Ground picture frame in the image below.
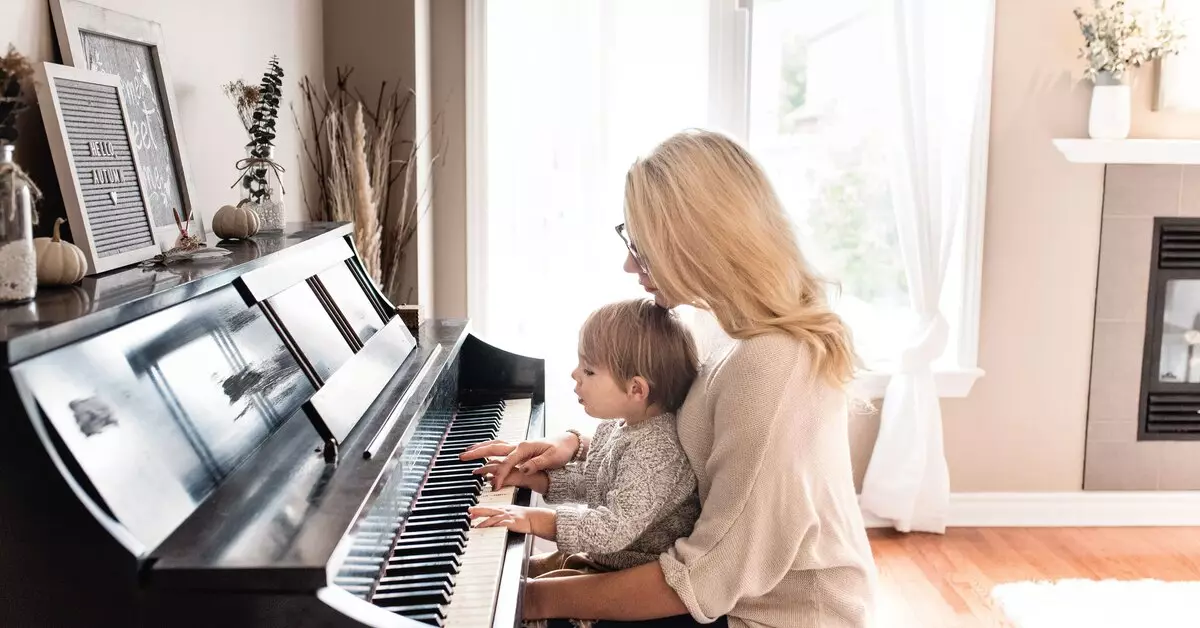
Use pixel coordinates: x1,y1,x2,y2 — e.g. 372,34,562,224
49,0,205,246
34,63,162,274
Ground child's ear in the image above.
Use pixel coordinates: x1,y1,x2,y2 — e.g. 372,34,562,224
628,376,650,402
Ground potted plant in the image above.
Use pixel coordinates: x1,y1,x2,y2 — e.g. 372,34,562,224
1073,0,1184,139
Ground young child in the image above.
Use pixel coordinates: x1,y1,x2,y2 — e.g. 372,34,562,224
468,298,701,577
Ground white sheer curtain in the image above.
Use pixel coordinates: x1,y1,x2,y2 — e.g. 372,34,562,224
858,0,995,533
481,1,713,436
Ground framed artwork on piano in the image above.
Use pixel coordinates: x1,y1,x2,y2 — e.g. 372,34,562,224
34,63,163,275
49,0,205,246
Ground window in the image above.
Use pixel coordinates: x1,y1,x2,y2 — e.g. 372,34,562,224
470,0,986,433
744,0,913,370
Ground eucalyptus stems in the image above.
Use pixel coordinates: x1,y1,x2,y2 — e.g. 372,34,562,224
0,45,33,145
242,56,284,203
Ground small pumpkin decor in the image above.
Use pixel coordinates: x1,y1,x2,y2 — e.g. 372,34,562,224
34,218,87,286
211,200,261,240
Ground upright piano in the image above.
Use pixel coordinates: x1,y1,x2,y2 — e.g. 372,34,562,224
0,222,544,627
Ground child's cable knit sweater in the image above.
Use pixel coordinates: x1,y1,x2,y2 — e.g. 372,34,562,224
544,414,699,571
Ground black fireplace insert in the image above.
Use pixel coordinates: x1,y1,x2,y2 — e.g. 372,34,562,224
1139,217,1200,440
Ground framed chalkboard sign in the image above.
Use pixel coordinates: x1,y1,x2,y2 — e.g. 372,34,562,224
34,63,161,274
50,0,204,246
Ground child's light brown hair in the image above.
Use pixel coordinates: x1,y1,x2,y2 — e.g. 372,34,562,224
578,299,699,413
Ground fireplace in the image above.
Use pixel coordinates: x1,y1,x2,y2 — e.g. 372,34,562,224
1139,218,1200,440
1084,165,1200,491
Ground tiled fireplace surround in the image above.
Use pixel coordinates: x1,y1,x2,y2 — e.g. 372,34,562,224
1085,164,1200,490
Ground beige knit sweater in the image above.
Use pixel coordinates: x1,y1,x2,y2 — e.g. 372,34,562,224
658,333,877,628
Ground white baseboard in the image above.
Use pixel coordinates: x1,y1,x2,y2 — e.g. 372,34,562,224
861,491,1200,528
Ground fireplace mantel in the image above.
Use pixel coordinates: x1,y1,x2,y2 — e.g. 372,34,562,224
1054,138,1200,165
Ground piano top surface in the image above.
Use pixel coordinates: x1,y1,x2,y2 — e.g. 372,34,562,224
0,222,351,365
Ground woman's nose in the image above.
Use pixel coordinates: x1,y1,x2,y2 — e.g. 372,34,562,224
623,252,640,275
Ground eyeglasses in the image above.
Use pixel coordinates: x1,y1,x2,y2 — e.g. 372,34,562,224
615,223,650,276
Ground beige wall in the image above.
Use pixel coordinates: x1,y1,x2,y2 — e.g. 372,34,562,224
0,0,323,237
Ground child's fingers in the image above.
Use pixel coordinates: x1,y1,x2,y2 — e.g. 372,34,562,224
463,439,503,454
472,462,501,476
459,441,516,461
468,506,503,518
474,514,515,529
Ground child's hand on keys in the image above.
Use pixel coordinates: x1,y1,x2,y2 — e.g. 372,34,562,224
468,505,556,540
475,465,549,494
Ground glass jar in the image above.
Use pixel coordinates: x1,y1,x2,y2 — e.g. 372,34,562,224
241,144,285,232
0,145,36,305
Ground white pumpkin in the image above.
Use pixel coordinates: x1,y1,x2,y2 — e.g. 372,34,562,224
34,218,87,286
212,202,261,240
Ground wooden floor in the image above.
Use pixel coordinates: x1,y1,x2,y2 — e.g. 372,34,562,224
870,527,1200,627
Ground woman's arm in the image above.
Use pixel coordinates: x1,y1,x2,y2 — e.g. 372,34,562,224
524,562,688,621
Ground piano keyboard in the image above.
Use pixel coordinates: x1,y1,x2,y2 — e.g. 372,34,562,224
342,397,532,627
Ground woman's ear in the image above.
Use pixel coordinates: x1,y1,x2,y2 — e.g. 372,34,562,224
628,376,651,403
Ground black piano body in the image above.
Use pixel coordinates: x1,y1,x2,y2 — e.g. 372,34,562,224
0,222,544,627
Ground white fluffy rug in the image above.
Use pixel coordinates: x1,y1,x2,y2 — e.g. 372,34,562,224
991,579,1200,627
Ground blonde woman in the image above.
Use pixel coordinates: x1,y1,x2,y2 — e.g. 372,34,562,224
462,129,877,627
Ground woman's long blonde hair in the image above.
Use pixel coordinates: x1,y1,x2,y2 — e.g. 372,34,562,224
624,129,858,386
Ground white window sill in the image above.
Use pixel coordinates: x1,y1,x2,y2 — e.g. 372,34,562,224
851,366,985,400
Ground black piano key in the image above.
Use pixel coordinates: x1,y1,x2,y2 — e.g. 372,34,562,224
417,484,481,499
397,528,468,542
410,504,473,518
405,514,471,528
392,541,466,555
380,603,446,620
373,580,453,597
400,519,470,534
388,552,461,568
378,572,456,588
372,589,451,606
411,499,475,512
384,559,459,577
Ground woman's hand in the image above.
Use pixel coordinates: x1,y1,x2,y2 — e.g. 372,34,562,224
459,432,583,490
468,505,557,540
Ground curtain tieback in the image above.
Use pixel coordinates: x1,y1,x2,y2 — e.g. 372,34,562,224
897,312,950,373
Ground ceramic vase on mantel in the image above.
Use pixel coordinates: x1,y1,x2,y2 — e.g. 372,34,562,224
1088,71,1132,140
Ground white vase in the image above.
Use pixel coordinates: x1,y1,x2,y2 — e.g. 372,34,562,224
1088,71,1131,140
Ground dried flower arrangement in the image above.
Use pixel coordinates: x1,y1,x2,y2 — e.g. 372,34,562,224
0,45,34,145
240,56,284,204
0,45,40,212
1074,0,1184,82
294,67,442,303
222,78,261,135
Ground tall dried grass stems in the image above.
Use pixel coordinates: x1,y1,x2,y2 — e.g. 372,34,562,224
295,67,443,303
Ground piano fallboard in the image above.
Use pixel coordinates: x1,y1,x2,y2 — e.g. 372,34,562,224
0,223,545,627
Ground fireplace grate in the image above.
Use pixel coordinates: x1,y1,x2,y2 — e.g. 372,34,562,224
1146,393,1200,434
1158,224,1200,268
